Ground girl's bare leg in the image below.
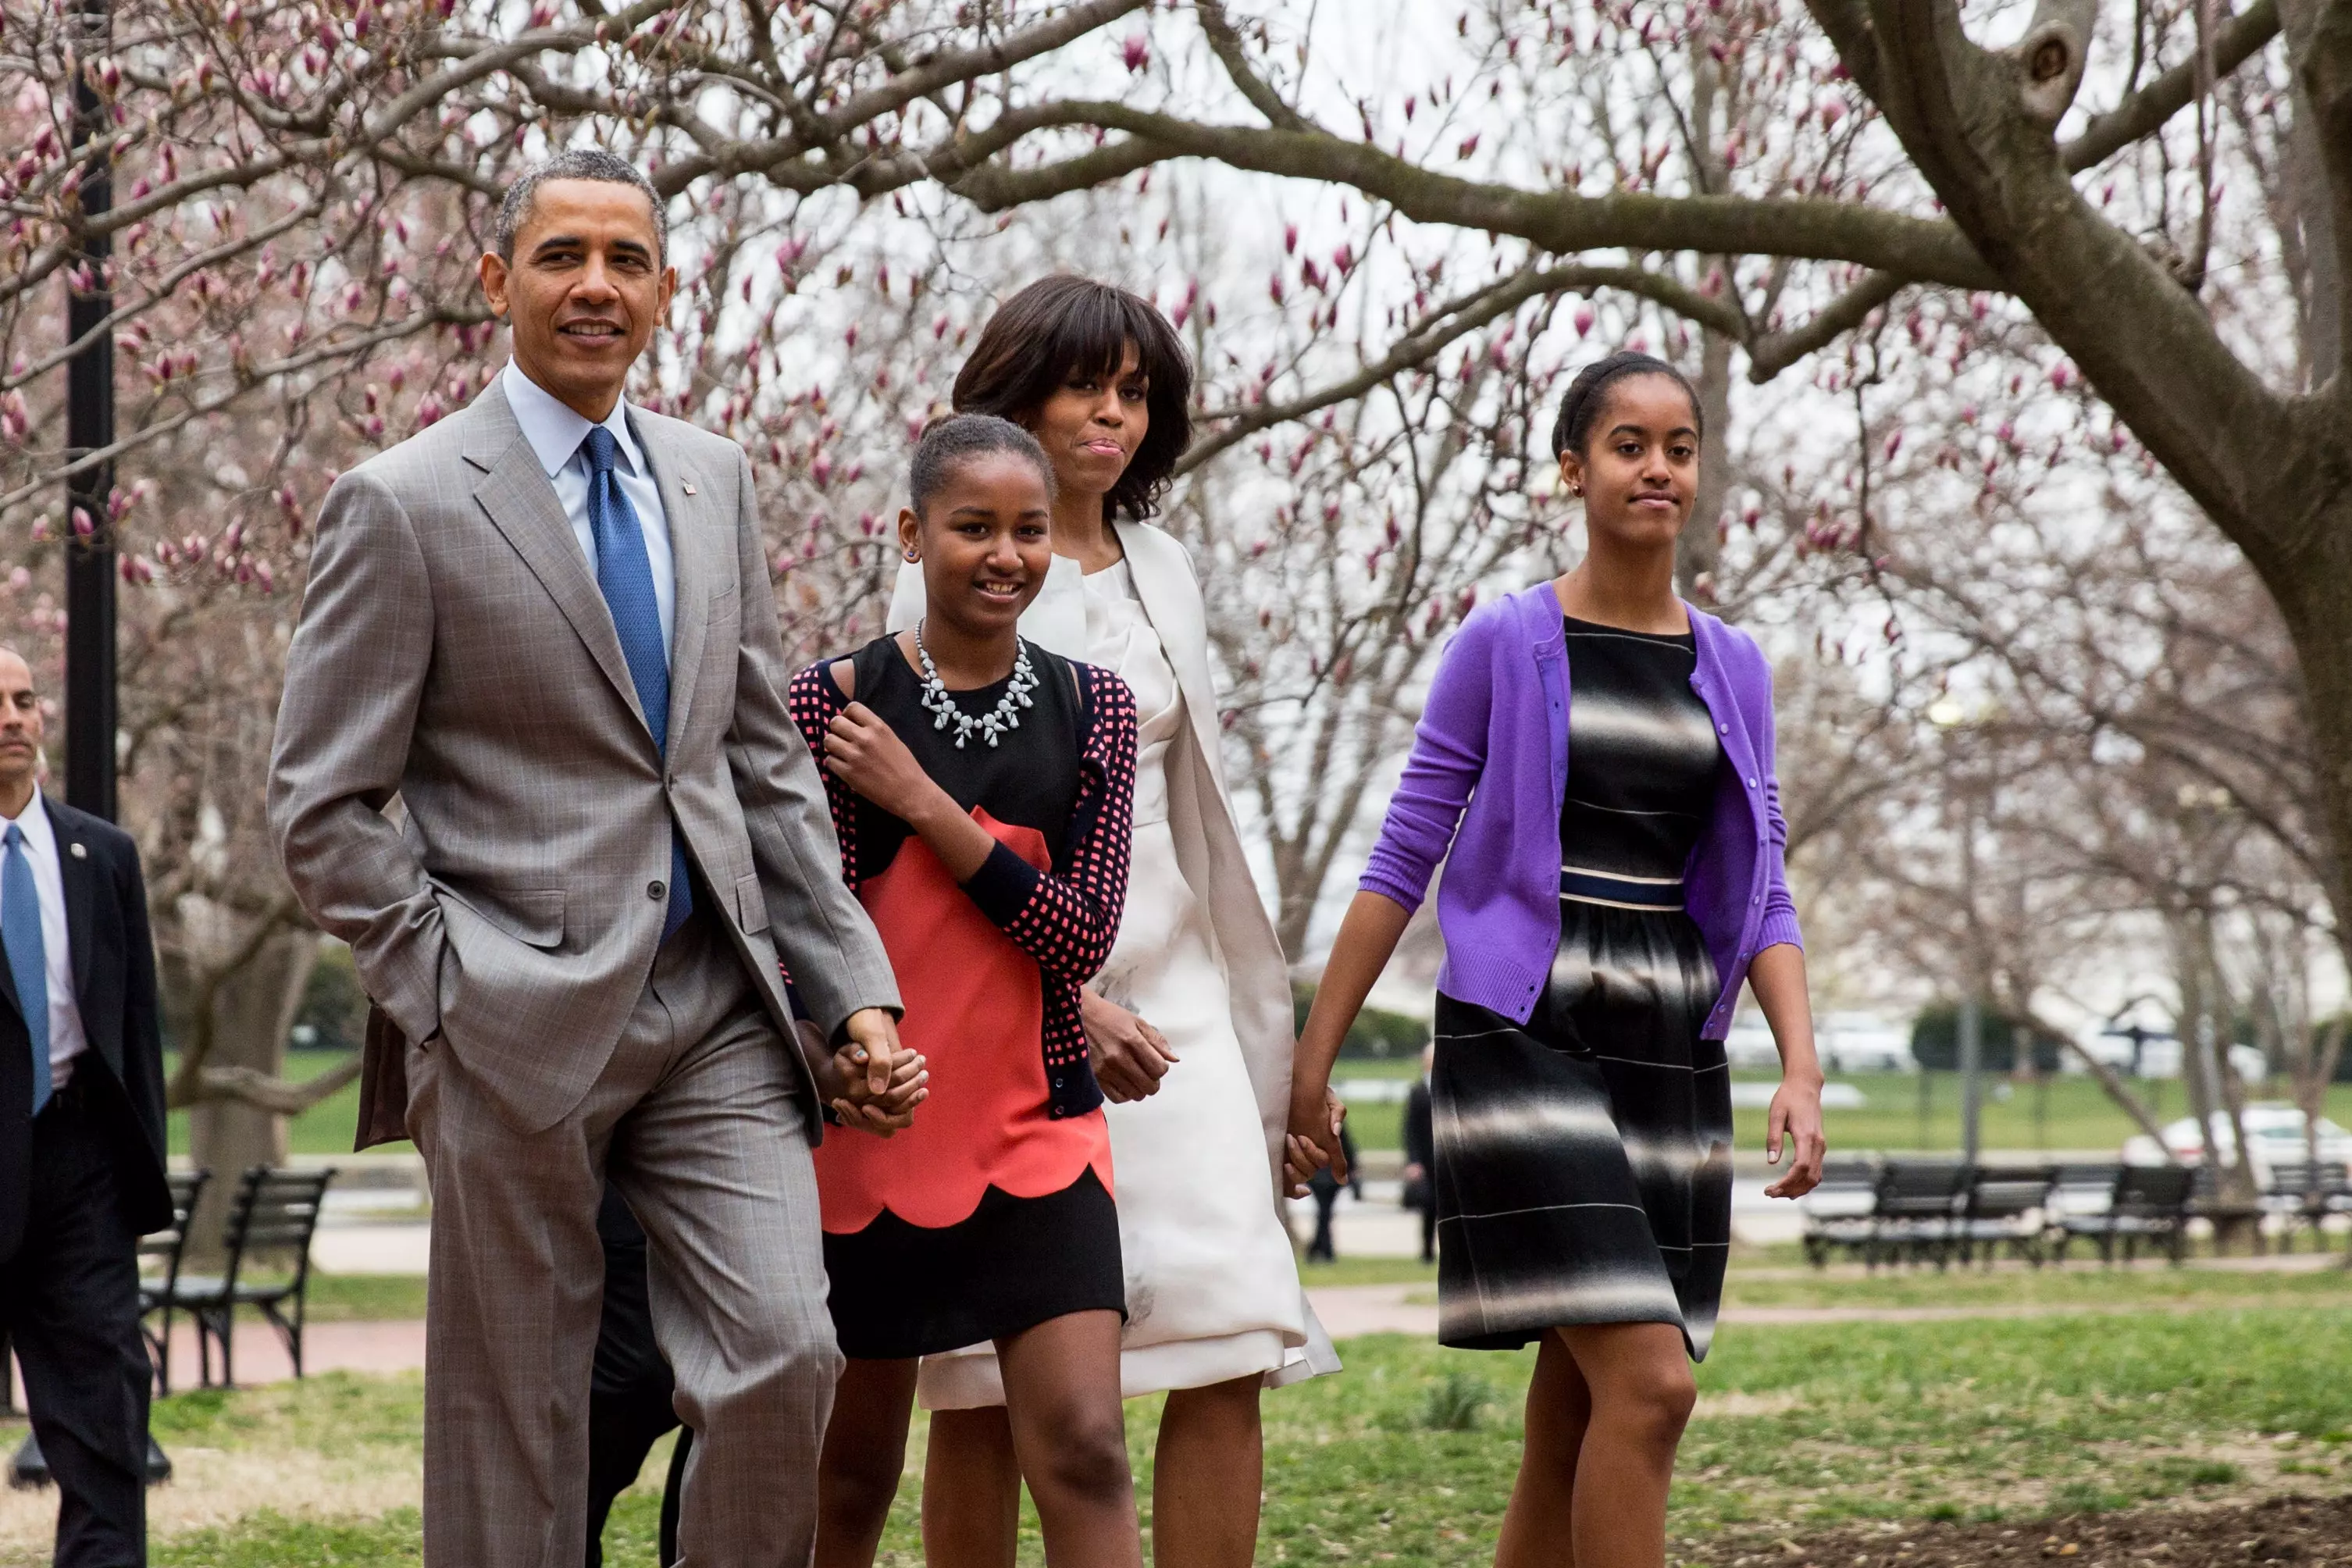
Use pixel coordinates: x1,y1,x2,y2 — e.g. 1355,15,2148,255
1508,1321,1696,1568
996,1310,1143,1568
815,1356,918,1568
921,1406,1021,1568
1495,1335,1595,1568
1149,1375,1264,1568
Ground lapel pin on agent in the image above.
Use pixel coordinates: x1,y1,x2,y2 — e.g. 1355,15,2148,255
69,841,85,858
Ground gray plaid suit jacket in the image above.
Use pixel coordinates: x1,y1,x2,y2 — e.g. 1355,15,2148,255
268,377,897,1139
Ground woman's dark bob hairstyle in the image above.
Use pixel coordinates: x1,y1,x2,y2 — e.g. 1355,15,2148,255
1549,351,1705,462
952,275,1194,525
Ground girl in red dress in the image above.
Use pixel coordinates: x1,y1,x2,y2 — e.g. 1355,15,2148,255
789,415,1142,1568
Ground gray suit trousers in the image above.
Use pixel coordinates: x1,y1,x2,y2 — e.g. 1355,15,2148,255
405,913,839,1568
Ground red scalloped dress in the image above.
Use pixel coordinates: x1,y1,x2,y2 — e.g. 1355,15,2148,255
788,636,1138,1360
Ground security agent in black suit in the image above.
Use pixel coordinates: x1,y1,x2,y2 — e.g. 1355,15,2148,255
1402,1044,1437,1265
584,1180,686,1568
0,649,172,1568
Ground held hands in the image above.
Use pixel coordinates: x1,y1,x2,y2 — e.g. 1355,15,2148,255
1082,986,1178,1102
1281,1084,1349,1199
1762,1075,1827,1198
825,703,943,819
820,1007,928,1137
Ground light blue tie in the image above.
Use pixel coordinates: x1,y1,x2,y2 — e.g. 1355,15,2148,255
4,823,50,1115
583,426,692,941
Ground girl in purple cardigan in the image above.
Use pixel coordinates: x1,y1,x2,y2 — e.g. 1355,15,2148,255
1290,351,1826,1568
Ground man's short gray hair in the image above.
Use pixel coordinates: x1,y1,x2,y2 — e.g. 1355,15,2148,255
494,149,668,262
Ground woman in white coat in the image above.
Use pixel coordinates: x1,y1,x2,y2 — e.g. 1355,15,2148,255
889,276,1337,1568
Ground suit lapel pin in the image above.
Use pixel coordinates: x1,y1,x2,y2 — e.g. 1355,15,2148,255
69,842,86,858
682,479,697,496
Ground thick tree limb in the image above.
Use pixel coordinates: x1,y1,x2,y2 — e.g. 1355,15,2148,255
1197,0,1314,134
180,1054,365,1116
2063,0,2283,169
651,0,1148,191
1179,262,1745,474
944,106,2002,287
1749,271,1914,379
1856,0,2302,567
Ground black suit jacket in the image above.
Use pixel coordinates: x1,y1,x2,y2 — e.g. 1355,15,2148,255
0,793,170,1262
1403,1079,1434,1171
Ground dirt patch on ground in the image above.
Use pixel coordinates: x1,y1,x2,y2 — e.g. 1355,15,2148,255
1680,1492,2352,1566
0,1439,422,1562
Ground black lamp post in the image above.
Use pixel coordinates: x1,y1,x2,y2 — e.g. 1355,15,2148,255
9,0,165,1499
65,0,117,823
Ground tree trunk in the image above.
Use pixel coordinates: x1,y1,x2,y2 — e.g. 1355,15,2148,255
1681,328,1734,597
183,930,320,1267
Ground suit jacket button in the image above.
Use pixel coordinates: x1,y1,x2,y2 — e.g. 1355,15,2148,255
648,880,665,900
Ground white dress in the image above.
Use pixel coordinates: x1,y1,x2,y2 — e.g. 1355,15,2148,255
905,558,1316,1407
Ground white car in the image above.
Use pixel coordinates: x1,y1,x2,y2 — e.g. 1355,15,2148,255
1816,1012,1915,1073
2121,1104,2352,1185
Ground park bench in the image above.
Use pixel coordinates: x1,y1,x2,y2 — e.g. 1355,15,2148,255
137,1167,210,1395
1955,1165,2057,1267
2187,1162,2268,1253
1798,1158,1883,1267
2051,1163,2194,1264
1864,1160,1971,1269
161,1164,335,1388
2046,1161,2122,1225
2258,1159,2351,1253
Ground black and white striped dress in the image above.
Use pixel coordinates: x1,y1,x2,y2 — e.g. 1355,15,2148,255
1431,615,1733,1360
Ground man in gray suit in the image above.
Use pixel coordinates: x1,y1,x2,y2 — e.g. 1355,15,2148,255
269,149,915,1566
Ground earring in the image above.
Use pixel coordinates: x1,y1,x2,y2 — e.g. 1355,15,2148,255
903,548,919,563
1570,486,1584,498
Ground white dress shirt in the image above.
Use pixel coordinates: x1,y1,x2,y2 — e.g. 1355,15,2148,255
0,790,89,1090
501,359,677,655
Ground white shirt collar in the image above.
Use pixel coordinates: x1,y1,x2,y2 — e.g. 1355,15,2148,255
501,360,647,481
0,788,55,853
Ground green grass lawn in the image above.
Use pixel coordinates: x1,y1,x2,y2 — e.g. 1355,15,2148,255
11,1299,2348,1566
246,1247,2352,1327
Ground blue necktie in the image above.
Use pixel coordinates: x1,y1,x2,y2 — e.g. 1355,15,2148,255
583,426,692,940
4,823,51,1115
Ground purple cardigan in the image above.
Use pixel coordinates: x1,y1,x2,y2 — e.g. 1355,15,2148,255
1360,582,1802,1039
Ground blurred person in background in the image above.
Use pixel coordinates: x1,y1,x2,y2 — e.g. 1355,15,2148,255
1303,1119,1362,1263
1403,1043,1437,1265
0,647,169,1568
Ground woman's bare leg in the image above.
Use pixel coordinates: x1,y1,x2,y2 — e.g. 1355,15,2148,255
996,1310,1143,1568
1494,1335,1595,1568
921,1406,1021,1568
815,1357,918,1568
1149,1375,1264,1568
1527,1322,1697,1568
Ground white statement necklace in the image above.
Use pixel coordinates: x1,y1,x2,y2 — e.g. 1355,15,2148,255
914,621,1037,749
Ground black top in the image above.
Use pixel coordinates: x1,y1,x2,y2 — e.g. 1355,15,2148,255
790,637,1140,1119
1559,615,1723,886
829,636,1082,884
